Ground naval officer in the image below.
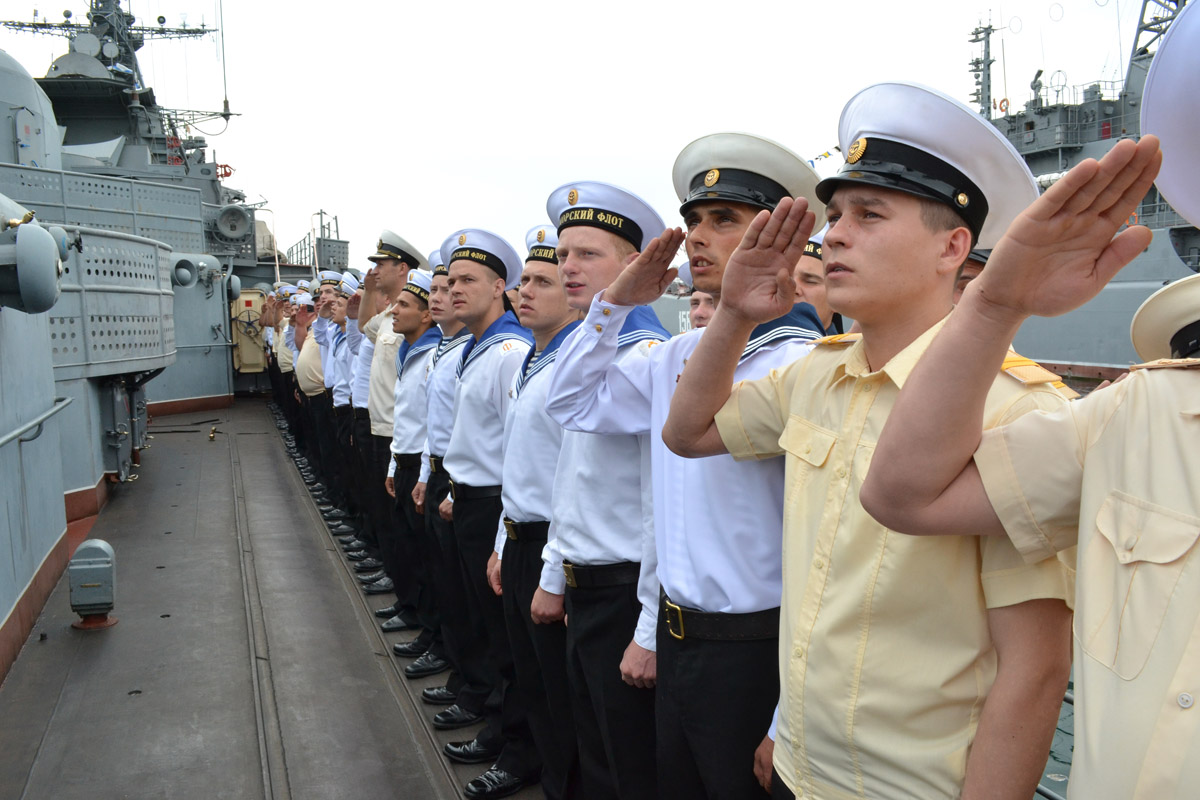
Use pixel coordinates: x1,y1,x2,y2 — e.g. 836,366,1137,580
663,82,1075,800
490,224,583,799
541,181,671,800
860,13,1187,796
545,133,826,798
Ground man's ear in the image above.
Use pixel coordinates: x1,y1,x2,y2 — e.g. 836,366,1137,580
938,227,974,277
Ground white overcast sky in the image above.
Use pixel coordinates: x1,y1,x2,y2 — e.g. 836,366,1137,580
4,0,1145,268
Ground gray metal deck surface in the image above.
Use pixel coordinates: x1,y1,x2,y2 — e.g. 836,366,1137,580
0,400,538,800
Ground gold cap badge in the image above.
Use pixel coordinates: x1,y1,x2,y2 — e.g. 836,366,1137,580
703,169,719,187
955,192,970,208
536,229,545,243
568,189,579,206
458,234,466,245
847,138,867,164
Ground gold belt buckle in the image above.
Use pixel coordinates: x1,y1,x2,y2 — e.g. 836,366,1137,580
504,518,517,541
664,598,685,640
563,562,577,589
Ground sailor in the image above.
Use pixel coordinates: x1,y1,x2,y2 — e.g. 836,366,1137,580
343,272,384,552
310,269,352,526
953,247,990,304
273,287,300,435
383,269,441,652
794,226,843,334
357,231,425,618
436,228,540,798
540,180,670,800
662,83,1076,800
545,134,826,798
860,15,1187,797
291,292,328,501
678,262,716,330
489,224,583,799
408,249,471,701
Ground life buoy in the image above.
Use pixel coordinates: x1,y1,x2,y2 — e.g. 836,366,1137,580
999,98,1010,113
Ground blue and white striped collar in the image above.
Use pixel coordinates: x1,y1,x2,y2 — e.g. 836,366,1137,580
617,305,670,348
740,302,824,363
458,311,533,376
515,320,582,395
432,326,471,365
399,326,442,378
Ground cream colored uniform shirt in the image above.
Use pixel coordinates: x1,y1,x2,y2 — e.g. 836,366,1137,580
274,320,294,373
364,310,402,436
715,319,1074,799
976,362,1200,800
295,328,324,397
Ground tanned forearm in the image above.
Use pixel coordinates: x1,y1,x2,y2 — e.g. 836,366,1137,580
860,288,1025,534
661,305,756,457
961,599,1072,800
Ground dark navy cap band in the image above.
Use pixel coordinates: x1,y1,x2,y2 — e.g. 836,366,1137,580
681,167,790,214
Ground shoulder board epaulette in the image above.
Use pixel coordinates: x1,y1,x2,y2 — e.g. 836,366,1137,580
1002,353,1079,398
1130,357,1200,371
813,332,862,347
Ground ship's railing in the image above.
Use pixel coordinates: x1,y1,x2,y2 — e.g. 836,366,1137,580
0,397,72,449
1136,199,1194,232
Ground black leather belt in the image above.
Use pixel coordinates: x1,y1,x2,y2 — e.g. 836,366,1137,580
352,407,370,421
563,560,639,590
448,480,502,501
332,404,350,417
428,455,445,474
504,518,549,542
393,452,422,470
661,595,780,642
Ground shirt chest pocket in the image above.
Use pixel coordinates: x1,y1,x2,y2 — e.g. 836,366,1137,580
780,416,837,490
1078,490,1200,679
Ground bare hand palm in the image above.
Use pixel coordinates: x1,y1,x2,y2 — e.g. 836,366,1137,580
604,229,685,306
721,197,815,324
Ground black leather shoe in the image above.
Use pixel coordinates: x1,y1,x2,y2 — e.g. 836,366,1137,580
322,509,348,521
338,534,359,545
392,639,427,656
374,603,399,619
315,503,333,512
464,767,527,799
353,557,383,571
442,735,498,762
381,615,419,633
421,685,457,705
357,570,386,584
329,524,356,535
341,538,368,551
407,652,449,680
363,577,395,594
345,550,369,561
307,483,326,494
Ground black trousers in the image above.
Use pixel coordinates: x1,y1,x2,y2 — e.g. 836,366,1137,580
770,769,794,800
452,493,539,780
370,434,417,611
564,580,657,800
655,619,779,799
333,409,370,548
427,470,492,724
281,372,301,437
348,412,377,550
299,393,322,471
310,392,344,508
502,533,580,800
392,460,436,648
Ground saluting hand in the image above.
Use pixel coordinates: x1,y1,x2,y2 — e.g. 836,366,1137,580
363,268,378,292
719,197,815,325
974,135,1162,323
602,228,686,307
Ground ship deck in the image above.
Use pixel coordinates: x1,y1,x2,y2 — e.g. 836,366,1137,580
0,399,537,800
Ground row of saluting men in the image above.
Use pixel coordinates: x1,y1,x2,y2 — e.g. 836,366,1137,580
251,20,1199,800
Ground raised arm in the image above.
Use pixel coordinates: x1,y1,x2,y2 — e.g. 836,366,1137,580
662,196,814,457
859,135,1162,536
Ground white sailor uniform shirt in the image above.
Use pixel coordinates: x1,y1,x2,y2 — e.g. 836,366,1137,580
543,305,669,651
387,327,440,478
444,312,532,489
492,321,582,557
547,296,824,615
284,323,300,362
330,322,362,407
312,316,336,391
351,332,374,410
418,327,471,484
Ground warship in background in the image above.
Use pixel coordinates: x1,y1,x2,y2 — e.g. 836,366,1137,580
0,0,346,677
970,0,1198,380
